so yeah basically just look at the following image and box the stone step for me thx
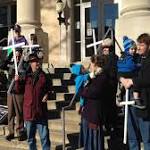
[62,80,75,86]
[64,93,74,101]
[50,73,63,79]
[61,110,81,122]
[54,68,70,74]
[63,73,72,80]
[48,67,55,74]
[48,67,71,74]
[0,137,28,150]
[47,100,73,110]
[0,134,65,150]
[47,109,60,119]
[0,126,72,150]
[49,92,73,101]
[49,93,74,102]
[50,130,70,144]
[49,73,73,81]
[48,119,80,133]
[68,85,75,93]
[51,86,68,93]
[52,79,62,86]
[51,85,75,94]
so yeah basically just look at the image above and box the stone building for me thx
[0,0,149,65]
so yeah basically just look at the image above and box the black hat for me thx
[14,24,21,32]
[28,53,39,62]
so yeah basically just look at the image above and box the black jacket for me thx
[133,53,150,119]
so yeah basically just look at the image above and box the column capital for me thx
[120,0,150,16]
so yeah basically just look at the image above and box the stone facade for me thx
[2,0,150,64]
[115,0,150,55]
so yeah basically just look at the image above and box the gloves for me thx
[89,72,95,79]
[95,67,102,75]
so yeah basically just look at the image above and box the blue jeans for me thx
[128,107,150,150]
[25,120,51,150]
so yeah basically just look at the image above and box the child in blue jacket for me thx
[116,36,145,109]
[70,64,92,113]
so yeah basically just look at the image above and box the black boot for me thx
[18,130,27,141]
[6,134,14,141]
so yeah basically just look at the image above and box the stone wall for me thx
[40,0,67,66]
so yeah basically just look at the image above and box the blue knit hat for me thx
[123,36,135,53]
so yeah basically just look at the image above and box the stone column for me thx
[115,0,150,55]
[65,0,74,63]
[17,0,41,28]
[17,0,48,63]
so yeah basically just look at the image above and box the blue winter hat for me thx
[123,36,135,53]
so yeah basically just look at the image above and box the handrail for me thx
[0,38,7,45]
[62,93,77,150]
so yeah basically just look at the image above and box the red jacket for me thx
[16,69,50,121]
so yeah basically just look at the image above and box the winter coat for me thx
[133,53,150,119]
[71,64,89,106]
[80,72,108,125]
[9,35,28,45]
[117,53,137,73]
[16,69,50,121]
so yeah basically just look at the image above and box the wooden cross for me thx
[119,89,135,144]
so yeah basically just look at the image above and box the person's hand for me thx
[120,77,133,89]
[14,75,19,81]
[89,72,95,79]
[126,79,133,88]
[42,94,48,102]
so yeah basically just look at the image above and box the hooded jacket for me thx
[71,64,89,106]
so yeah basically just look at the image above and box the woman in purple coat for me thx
[80,55,109,150]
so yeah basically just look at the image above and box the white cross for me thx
[7,54,24,94]
[92,29,97,55]
[86,38,103,55]
[86,39,103,48]
[86,27,113,54]
[2,29,25,75]
[119,89,135,144]
[22,44,40,54]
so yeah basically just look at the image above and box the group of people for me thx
[0,24,51,150]
[71,33,150,150]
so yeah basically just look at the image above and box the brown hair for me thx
[137,33,150,46]
[90,55,108,68]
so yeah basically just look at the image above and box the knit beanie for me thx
[102,38,113,47]
[123,36,135,53]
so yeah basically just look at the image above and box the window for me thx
[0,4,16,45]
[0,6,7,26]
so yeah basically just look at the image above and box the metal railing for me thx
[0,38,7,45]
[62,93,77,150]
